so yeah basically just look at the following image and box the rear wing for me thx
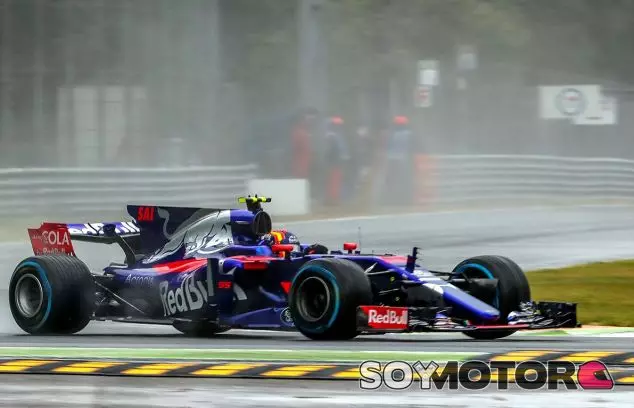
[28,223,77,257]
[66,222,140,241]
[28,221,141,264]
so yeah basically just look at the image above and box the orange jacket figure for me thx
[291,120,311,179]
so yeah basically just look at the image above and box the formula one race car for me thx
[8,196,579,340]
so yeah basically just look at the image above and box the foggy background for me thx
[1,0,634,221]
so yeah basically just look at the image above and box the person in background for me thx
[290,109,313,180]
[350,125,373,204]
[380,115,413,205]
[322,116,350,206]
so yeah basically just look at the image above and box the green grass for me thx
[528,259,634,327]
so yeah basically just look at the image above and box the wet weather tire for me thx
[289,258,373,340]
[9,256,95,335]
[452,255,531,340]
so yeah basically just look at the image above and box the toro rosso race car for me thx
[9,196,578,340]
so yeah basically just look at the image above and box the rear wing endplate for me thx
[28,223,77,257]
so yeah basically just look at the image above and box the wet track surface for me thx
[0,376,632,408]
[2,205,634,274]
[0,205,633,349]
[0,321,631,353]
[1,205,633,405]
[0,205,632,351]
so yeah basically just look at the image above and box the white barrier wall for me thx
[247,179,310,216]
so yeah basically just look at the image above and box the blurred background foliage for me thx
[3,0,634,166]
[230,0,634,123]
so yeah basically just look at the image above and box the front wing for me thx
[356,301,579,333]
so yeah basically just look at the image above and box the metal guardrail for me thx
[421,154,634,204]
[3,154,634,220]
[0,164,259,217]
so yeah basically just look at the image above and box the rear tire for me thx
[452,255,530,340]
[289,258,373,340]
[9,256,95,335]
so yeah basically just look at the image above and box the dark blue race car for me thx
[9,196,579,340]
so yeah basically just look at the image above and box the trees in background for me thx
[230,0,634,125]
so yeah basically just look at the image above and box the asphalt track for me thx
[1,205,634,406]
[0,323,631,353]
[1,205,634,350]
[3,204,634,273]
[0,376,632,408]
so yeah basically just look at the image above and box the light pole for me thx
[298,0,327,114]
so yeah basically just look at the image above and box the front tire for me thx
[9,256,95,335]
[289,258,373,340]
[453,255,530,340]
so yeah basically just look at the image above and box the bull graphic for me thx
[142,209,233,264]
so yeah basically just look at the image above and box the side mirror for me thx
[343,242,358,253]
[271,244,294,260]
[272,244,294,252]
